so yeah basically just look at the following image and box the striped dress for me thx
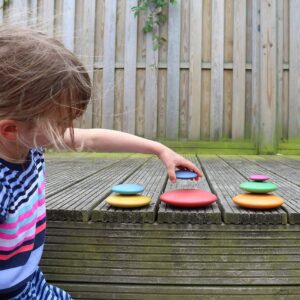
[0,148,72,300]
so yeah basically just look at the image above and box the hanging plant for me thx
[0,0,10,10]
[132,0,176,51]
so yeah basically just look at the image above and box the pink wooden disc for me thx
[160,189,217,208]
[249,174,270,182]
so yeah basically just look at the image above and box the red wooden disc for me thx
[160,189,217,208]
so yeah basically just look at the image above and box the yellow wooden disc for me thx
[233,194,284,209]
[106,195,151,208]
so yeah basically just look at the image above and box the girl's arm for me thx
[64,128,202,183]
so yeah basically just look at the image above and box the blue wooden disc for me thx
[112,183,145,195]
[175,170,198,179]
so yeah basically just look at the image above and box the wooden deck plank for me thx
[46,156,149,221]
[157,155,221,224]
[91,157,167,223]
[41,221,300,290]
[221,155,300,224]
[243,155,300,186]
[262,155,300,171]
[45,159,125,197]
[198,155,287,225]
[42,283,300,300]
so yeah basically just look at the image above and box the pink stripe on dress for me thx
[0,198,45,230]
[38,181,45,194]
[0,233,35,251]
[0,212,46,240]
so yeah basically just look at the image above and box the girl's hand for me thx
[157,146,202,183]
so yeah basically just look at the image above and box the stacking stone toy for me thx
[159,170,218,208]
[232,174,284,209]
[106,183,150,208]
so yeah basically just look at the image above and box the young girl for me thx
[0,26,201,299]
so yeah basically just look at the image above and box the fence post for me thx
[232,0,246,139]
[210,0,224,141]
[289,0,300,138]
[258,0,277,154]
[166,0,181,139]
[251,0,260,151]
[123,0,138,134]
[102,0,117,130]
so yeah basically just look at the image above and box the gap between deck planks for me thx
[45,154,300,225]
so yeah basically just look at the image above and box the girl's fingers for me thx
[168,168,176,183]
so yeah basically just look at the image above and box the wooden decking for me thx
[45,154,300,225]
[41,154,300,299]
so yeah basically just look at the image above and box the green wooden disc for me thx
[239,181,278,193]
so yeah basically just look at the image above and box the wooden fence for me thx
[0,0,300,153]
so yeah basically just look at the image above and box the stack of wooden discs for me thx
[106,184,150,208]
[233,175,284,209]
[159,170,217,208]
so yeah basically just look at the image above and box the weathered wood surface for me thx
[41,221,300,299]
[47,283,300,300]
[45,154,300,225]
[46,155,148,221]
[1,1,299,149]
[40,154,300,298]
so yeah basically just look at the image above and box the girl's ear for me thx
[0,120,18,141]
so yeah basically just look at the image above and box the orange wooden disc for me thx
[233,194,284,209]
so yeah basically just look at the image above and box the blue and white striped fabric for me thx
[10,268,72,300]
[0,148,73,299]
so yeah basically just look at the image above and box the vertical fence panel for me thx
[75,0,95,128]
[210,0,224,140]
[94,0,105,66]
[102,0,116,129]
[232,0,246,139]
[38,0,54,36]
[277,0,284,141]
[115,0,125,131]
[223,0,233,139]
[93,69,103,129]
[93,0,105,128]
[144,16,158,139]
[158,69,167,138]
[158,6,168,138]
[282,0,289,140]
[188,0,202,140]
[289,0,300,138]
[179,0,189,138]
[166,0,181,139]
[28,0,37,27]
[62,0,75,51]
[123,0,137,134]
[136,10,146,137]
[136,69,145,136]
[8,0,28,25]
[259,0,277,153]
[0,0,3,23]
[251,0,260,146]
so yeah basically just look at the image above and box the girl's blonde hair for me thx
[0,25,91,149]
